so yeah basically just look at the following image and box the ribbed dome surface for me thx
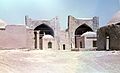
[81,32,96,37]
[42,35,54,39]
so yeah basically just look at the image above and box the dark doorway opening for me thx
[80,42,82,48]
[63,44,65,50]
[48,42,52,48]
[93,41,97,47]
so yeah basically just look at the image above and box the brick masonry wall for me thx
[0,25,27,49]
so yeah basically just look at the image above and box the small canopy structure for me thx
[0,19,7,29]
[81,32,96,37]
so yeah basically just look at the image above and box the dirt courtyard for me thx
[0,50,120,73]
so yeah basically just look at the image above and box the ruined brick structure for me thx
[97,11,120,50]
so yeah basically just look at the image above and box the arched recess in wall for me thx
[34,24,54,49]
[34,24,54,36]
[74,24,93,48]
[116,23,120,25]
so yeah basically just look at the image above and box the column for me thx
[36,30,40,49]
[106,36,109,50]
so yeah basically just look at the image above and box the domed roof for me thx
[81,31,96,37]
[108,11,120,25]
[0,19,7,28]
[42,35,54,39]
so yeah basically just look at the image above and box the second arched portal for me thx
[75,24,93,48]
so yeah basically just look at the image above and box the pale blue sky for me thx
[0,0,120,29]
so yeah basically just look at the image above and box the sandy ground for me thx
[0,50,120,73]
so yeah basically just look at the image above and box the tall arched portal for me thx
[34,24,54,49]
[75,24,93,48]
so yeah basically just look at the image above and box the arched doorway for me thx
[34,24,54,49]
[63,44,65,50]
[48,42,52,48]
[75,24,93,48]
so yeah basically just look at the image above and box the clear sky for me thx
[0,0,120,29]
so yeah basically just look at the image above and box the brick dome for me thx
[108,11,120,25]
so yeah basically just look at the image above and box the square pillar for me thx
[36,30,40,49]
